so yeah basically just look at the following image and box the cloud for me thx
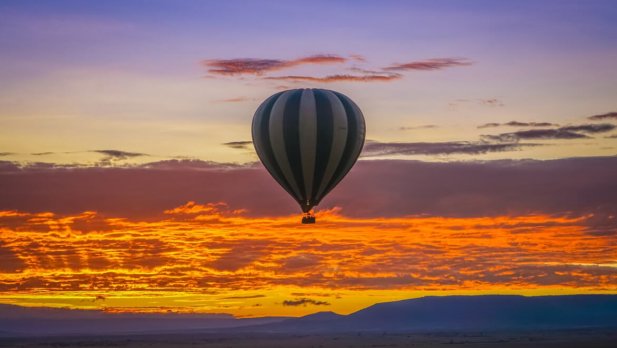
[92,150,147,160]
[0,152,14,157]
[141,159,255,170]
[281,254,322,271]
[484,129,588,142]
[560,123,616,134]
[479,98,504,107]
[384,58,472,71]
[588,112,617,121]
[89,150,148,167]
[283,298,330,307]
[0,242,25,273]
[361,140,533,157]
[203,54,347,75]
[449,98,504,109]
[222,295,266,300]
[478,121,557,129]
[214,97,252,103]
[264,73,401,83]
[31,152,55,156]
[208,241,270,272]
[1,204,615,309]
[484,124,616,142]
[349,54,366,62]
[222,141,253,150]
[1,157,616,221]
[399,125,438,130]
[203,55,470,84]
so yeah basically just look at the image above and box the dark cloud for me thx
[480,98,504,107]
[31,152,54,156]
[281,254,322,271]
[1,157,616,223]
[483,129,588,142]
[588,112,617,121]
[479,123,500,128]
[361,140,533,157]
[222,295,266,300]
[399,125,438,130]
[92,150,147,160]
[384,58,472,71]
[203,54,347,75]
[331,157,617,221]
[478,121,557,129]
[0,242,25,273]
[560,123,616,134]
[0,152,14,156]
[264,73,401,83]
[222,141,253,150]
[209,243,268,272]
[282,298,330,307]
[141,159,255,170]
[484,124,615,142]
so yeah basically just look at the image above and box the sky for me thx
[0,0,616,317]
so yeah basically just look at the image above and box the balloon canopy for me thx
[252,88,365,222]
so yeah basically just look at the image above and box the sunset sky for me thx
[1,0,616,317]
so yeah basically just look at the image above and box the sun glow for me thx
[1,202,615,316]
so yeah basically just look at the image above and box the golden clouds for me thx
[0,203,616,315]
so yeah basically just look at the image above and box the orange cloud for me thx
[203,54,347,75]
[1,203,615,316]
[201,55,470,84]
[264,73,401,83]
[384,58,472,71]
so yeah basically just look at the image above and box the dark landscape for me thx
[2,295,616,347]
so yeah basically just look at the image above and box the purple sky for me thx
[1,0,616,165]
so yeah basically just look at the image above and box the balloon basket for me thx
[301,212,316,224]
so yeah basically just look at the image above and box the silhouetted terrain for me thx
[248,295,617,333]
[0,304,287,337]
[1,295,617,348]
[1,330,616,348]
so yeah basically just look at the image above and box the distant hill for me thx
[2,295,617,337]
[247,295,617,333]
[0,304,287,337]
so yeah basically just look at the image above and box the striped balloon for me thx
[252,88,365,215]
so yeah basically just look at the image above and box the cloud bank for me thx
[203,54,472,84]
[1,157,616,222]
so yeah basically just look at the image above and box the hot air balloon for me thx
[252,88,365,224]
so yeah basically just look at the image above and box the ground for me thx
[1,329,616,348]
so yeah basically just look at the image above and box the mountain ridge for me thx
[2,295,617,337]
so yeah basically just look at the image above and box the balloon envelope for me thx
[252,88,365,213]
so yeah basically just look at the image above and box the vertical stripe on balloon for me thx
[311,90,335,205]
[298,89,317,209]
[314,90,348,202]
[269,90,303,201]
[251,91,297,199]
[324,92,365,197]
